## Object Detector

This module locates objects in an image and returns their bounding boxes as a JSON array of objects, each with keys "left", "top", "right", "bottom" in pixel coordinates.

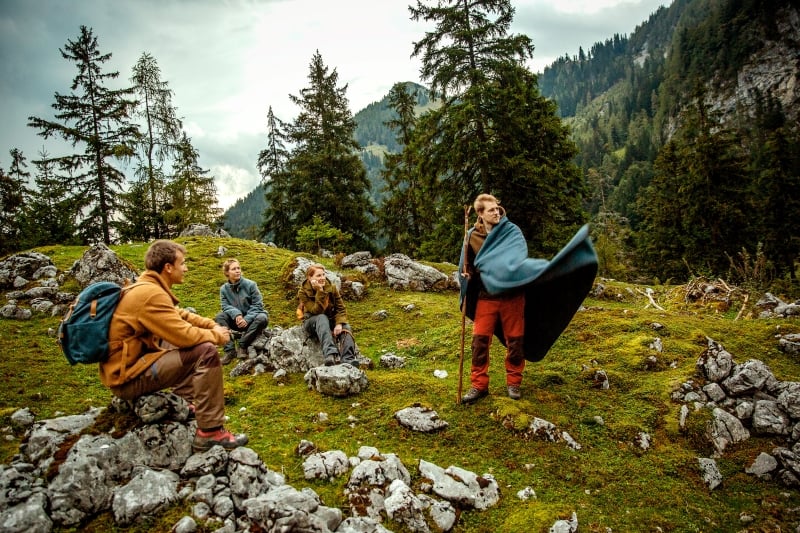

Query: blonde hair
[
  {"left": 474, "top": 193, "right": 500, "bottom": 215},
  {"left": 222, "top": 258, "right": 240, "bottom": 276}
]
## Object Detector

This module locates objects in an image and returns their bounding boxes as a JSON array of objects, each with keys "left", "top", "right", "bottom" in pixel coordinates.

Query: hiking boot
[
  {"left": 192, "top": 428, "right": 249, "bottom": 452},
  {"left": 236, "top": 346, "right": 247, "bottom": 359},
  {"left": 507, "top": 386, "right": 521, "bottom": 400},
  {"left": 461, "top": 387, "right": 488, "bottom": 404},
  {"left": 220, "top": 350, "right": 235, "bottom": 365},
  {"left": 324, "top": 355, "right": 336, "bottom": 366},
  {"left": 341, "top": 355, "right": 360, "bottom": 368}
]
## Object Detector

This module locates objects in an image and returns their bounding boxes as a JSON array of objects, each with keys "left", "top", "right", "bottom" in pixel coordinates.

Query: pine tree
[
  {"left": 265, "top": 51, "right": 374, "bottom": 251},
  {"left": 747, "top": 94, "right": 800, "bottom": 282},
  {"left": 378, "top": 83, "right": 430, "bottom": 257},
  {"left": 129, "top": 52, "right": 183, "bottom": 240},
  {"left": 163, "top": 132, "right": 221, "bottom": 234},
  {"left": 410, "top": 0, "right": 534, "bottom": 99},
  {"left": 636, "top": 101, "right": 752, "bottom": 280},
  {"left": 0, "top": 149, "right": 30, "bottom": 254},
  {"left": 257, "top": 106, "right": 289, "bottom": 186},
  {"left": 409, "top": 0, "right": 534, "bottom": 193},
  {"left": 258, "top": 107, "right": 291, "bottom": 242},
  {"left": 408, "top": 2, "right": 586, "bottom": 258},
  {"left": 27, "top": 26, "right": 138, "bottom": 244},
  {"left": 23, "top": 149, "right": 81, "bottom": 247}
]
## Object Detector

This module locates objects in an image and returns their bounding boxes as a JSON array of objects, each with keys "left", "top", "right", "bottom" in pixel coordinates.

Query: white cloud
[
  {"left": 0, "top": 0, "right": 668, "bottom": 210},
  {"left": 213, "top": 164, "right": 261, "bottom": 211}
]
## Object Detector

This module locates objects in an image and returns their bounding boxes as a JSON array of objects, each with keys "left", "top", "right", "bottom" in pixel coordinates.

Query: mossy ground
[{"left": 1, "top": 237, "right": 799, "bottom": 532}]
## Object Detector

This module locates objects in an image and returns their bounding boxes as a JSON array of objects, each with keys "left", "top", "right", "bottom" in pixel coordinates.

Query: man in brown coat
[{"left": 104, "top": 240, "right": 248, "bottom": 452}]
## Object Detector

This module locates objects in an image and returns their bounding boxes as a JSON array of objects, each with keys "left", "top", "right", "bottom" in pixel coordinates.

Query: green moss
[{"left": 1, "top": 239, "right": 799, "bottom": 531}]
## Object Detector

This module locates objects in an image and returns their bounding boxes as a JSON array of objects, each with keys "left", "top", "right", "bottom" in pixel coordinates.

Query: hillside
[
  {"left": 539, "top": 0, "right": 800, "bottom": 215},
  {"left": 222, "top": 83, "right": 436, "bottom": 239},
  {"left": 1, "top": 237, "right": 800, "bottom": 531},
  {"left": 224, "top": 0, "right": 800, "bottom": 280}
]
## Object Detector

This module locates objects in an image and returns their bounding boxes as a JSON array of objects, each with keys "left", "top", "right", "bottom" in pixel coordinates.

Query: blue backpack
[{"left": 58, "top": 281, "right": 140, "bottom": 365}]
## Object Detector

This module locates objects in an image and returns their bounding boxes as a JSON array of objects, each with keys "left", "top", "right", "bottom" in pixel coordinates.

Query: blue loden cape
[{"left": 458, "top": 219, "right": 598, "bottom": 362}]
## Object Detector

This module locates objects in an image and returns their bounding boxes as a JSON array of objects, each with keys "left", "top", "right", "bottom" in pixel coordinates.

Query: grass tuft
[{"left": 1, "top": 239, "right": 799, "bottom": 531}]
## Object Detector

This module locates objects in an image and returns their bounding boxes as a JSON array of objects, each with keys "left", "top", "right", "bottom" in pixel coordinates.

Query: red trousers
[{"left": 470, "top": 292, "right": 526, "bottom": 390}]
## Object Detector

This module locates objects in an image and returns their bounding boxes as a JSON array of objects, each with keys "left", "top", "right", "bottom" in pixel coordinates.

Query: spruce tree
[
  {"left": 636, "top": 101, "right": 751, "bottom": 280},
  {"left": 129, "top": 52, "right": 183, "bottom": 240},
  {"left": 23, "top": 149, "right": 81, "bottom": 247},
  {"left": 257, "top": 106, "right": 289, "bottom": 186},
  {"left": 747, "top": 95, "right": 800, "bottom": 282},
  {"left": 265, "top": 51, "right": 374, "bottom": 251},
  {"left": 0, "top": 149, "right": 29, "bottom": 254},
  {"left": 410, "top": 0, "right": 534, "bottom": 193},
  {"left": 163, "top": 133, "right": 221, "bottom": 234},
  {"left": 258, "top": 107, "right": 291, "bottom": 242},
  {"left": 408, "top": 1, "right": 586, "bottom": 258},
  {"left": 378, "top": 83, "right": 430, "bottom": 257},
  {"left": 27, "top": 26, "right": 138, "bottom": 244}
]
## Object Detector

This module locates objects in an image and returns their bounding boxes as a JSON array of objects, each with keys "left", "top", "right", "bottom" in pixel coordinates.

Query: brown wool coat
[
  {"left": 100, "top": 270, "right": 226, "bottom": 388},
  {"left": 297, "top": 279, "right": 348, "bottom": 325}
]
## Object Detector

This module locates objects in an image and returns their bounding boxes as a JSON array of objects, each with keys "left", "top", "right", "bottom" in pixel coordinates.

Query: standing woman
[{"left": 298, "top": 264, "right": 358, "bottom": 367}]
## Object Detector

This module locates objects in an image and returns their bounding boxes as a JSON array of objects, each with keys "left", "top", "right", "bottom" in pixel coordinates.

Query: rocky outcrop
[
  {"left": 178, "top": 223, "right": 230, "bottom": 238},
  {"left": 674, "top": 337, "right": 800, "bottom": 489},
  {"left": 66, "top": 243, "right": 139, "bottom": 289},
  {"left": 707, "top": 5, "right": 800, "bottom": 125},
  {"left": 0, "top": 393, "right": 500, "bottom": 532}
]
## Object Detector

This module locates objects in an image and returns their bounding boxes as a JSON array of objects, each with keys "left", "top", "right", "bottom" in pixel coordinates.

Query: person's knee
[
  {"left": 305, "top": 314, "right": 327, "bottom": 331},
  {"left": 195, "top": 342, "right": 221, "bottom": 368},
  {"left": 180, "top": 342, "right": 217, "bottom": 366},
  {"left": 471, "top": 335, "right": 491, "bottom": 366},
  {"left": 214, "top": 311, "right": 228, "bottom": 327},
  {"left": 506, "top": 336, "right": 525, "bottom": 366},
  {"left": 253, "top": 313, "right": 268, "bottom": 328}
]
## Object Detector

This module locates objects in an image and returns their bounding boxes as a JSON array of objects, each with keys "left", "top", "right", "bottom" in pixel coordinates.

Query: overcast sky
[{"left": 0, "top": 0, "right": 667, "bottom": 210}]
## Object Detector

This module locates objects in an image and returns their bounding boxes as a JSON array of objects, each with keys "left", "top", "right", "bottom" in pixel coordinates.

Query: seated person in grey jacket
[{"left": 215, "top": 259, "right": 268, "bottom": 363}]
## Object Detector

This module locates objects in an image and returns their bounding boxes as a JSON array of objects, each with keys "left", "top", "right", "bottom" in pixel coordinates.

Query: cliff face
[{"left": 708, "top": 5, "right": 800, "bottom": 123}]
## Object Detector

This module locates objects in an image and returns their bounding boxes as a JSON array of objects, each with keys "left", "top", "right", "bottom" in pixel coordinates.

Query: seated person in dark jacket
[
  {"left": 215, "top": 259, "right": 268, "bottom": 364},
  {"left": 297, "top": 263, "right": 358, "bottom": 367}
]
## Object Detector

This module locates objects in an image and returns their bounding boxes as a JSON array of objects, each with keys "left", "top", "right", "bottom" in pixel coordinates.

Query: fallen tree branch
[
  {"left": 636, "top": 287, "right": 666, "bottom": 311},
  {"left": 734, "top": 293, "right": 749, "bottom": 321}
]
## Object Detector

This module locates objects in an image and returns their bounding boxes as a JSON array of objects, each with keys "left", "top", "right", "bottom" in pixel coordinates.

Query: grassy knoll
[{"left": 1, "top": 236, "right": 799, "bottom": 532}]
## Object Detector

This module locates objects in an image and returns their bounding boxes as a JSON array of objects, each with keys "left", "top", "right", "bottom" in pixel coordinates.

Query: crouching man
[{"left": 103, "top": 240, "right": 248, "bottom": 452}]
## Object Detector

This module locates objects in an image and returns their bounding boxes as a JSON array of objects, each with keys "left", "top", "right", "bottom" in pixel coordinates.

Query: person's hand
[
  {"left": 235, "top": 315, "right": 247, "bottom": 328},
  {"left": 333, "top": 323, "right": 343, "bottom": 337},
  {"left": 314, "top": 279, "right": 326, "bottom": 291},
  {"left": 214, "top": 325, "right": 231, "bottom": 344}
]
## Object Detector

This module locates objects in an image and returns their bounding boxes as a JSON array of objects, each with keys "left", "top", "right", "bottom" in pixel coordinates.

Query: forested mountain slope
[
  {"left": 538, "top": 0, "right": 799, "bottom": 283},
  {"left": 224, "top": 0, "right": 799, "bottom": 290},
  {"left": 223, "top": 82, "right": 435, "bottom": 237}
]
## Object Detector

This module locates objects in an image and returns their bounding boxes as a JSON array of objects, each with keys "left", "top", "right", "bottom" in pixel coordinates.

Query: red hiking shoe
[{"left": 193, "top": 428, "right": 249, "bottom": 452}]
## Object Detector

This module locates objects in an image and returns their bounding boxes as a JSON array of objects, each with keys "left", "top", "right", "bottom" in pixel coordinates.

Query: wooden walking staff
[{"left": 457, "top": 205, "right": 472, "bottom": 405}]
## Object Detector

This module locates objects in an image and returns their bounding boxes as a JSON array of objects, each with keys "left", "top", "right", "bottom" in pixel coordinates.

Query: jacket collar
[{"left": 140, "top": 270, "right": 180, "bottom": 305}]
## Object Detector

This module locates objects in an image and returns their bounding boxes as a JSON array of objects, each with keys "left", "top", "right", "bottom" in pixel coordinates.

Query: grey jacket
[{"left": 219, "top": 277, "right": 266, "bottom": 324}]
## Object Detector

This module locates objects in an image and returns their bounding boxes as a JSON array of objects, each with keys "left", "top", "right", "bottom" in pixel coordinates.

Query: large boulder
[
  {"left": 67, "top": 244, "right": 139, "bottom": 289},
  {"left": 383, "top": 254, "right": 450, "bottom": 291},
  {"left": 178, "top": 223, "right": 230, "bottom": 237}
]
